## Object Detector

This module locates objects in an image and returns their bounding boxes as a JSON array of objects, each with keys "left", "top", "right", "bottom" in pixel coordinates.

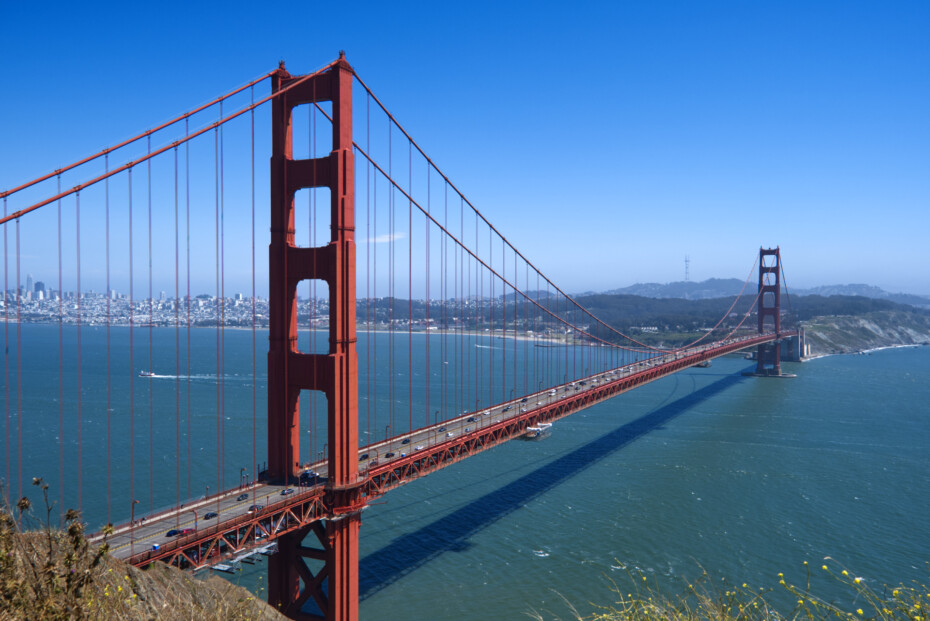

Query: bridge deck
[{"left": 93, "top": 332, "right": 788, "bottom": 570}]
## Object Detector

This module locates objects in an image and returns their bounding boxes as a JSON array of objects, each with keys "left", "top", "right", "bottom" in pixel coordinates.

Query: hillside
[
  {"left": 0, "top": 487, "right": 286, "bottom": 620},
  {"left": 802, "top": 310, "right": 930, "bottom": 356}
]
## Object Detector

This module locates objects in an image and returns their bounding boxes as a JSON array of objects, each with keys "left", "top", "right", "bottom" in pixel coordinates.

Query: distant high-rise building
[
  {"left": 159, "top": 290, "right": 166, "bottom": 301},
  {"left": 35, "top": 281, "right": 46, "bottom": 294},
  {"left": 26, "top": 274, "right": 34, "bottom": 294}
]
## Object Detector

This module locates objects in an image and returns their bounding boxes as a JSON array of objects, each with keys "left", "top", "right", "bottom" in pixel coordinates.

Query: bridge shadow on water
[{"left": 358, "top": 370, "right": 748, "bottom": 599}]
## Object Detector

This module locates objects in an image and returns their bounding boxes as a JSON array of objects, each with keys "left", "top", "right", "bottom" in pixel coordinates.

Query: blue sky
[{"left": 2, "top": 1, "right": 928, "bottom": 295}]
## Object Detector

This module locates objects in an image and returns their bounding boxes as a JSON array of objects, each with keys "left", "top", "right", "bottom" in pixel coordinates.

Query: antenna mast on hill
[{"left": 685, "top": 255, "right": 690, "bottom": 282}]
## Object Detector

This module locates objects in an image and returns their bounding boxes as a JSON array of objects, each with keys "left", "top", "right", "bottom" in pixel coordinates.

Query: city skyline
[{"left": 2, "top": 2, "right": 928, "bottom": 295}]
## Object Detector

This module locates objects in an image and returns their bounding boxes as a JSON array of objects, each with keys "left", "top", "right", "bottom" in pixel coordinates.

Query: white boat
[
  {"left": 139, "top": 370, "right": 156, "bottom": 377},
  {"left": 522, "top": 422, "right": 552, "bottom": 440}
]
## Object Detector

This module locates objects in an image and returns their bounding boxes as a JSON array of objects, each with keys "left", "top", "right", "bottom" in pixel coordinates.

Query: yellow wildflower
[
  {"left": 856, "top": 609, "right": 863, "bottom": 616},
  {"left": 842, "top": 570, "right": 849, "bottom": 576},
  {"left": 822, "top": 565, "right": 828, "bottom": 571}
]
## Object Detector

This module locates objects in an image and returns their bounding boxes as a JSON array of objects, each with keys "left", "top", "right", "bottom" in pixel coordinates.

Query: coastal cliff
[{"left": 802, "top": 310, "right": 930, "bottom": 356}]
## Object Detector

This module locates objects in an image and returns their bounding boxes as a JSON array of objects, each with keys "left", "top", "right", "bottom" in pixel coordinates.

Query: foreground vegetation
[
  {"left": 0, "top": 479, "right": 284, "bottom": 620},
  {"left": 530, "top": 563, "right": 929, "bottom": 621},
  {"left": 4, "top": 481, "right": 926, "bottom": 620}
]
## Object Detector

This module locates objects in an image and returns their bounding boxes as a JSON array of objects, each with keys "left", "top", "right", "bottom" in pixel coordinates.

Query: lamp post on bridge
[{"left": 130, "top": 499, "right": 140, "bottom": 557}]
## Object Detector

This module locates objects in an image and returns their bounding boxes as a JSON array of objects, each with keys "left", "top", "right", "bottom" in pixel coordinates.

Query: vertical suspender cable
[
  {"left": 408, "top": 142, "right": 412, "bottom": 437},
  {"left": 251, "top": 86, "right": 256, "bottom": 493},
  {"left": 75, "top": 191, "right": 83, "bottom": 513},
  {"left": 105, "top": 159, "right": 112, "bottom": 525},
  {"left": 372, "top": 107, "right": 378, "bottom": 450},
  {"left": 3, "top": 197, "right": 8, "bottom": 507},
  {"left": 365, "top": 91, "right": 371, "bottom": 447},
  {"left": 220, "top": 101, "right": 226, "bottom": 493},
  {"left": 57, "top": 176, "right": 64, "bottom": 522},
  {"left": 214, "top": 120, "right": 221, "bottom": 500},
  {"left": 174, "top": 145, "right": 180, "bottom": 522},
  {"left": 147, "top": 137, "right": 153, "bottom": 512},
  {"left": 425, "top": 165, "right": 430, "bottom": 433},
  {"left": 388, "top": 119, "right": 394, "bottom": 439},
  {"left": 15, "top": 219, "right": 21, "bottom": 504},
  {"left": 128, "top": 168, "right": 135, "bottom": 520},
  {"left": 185, "top": 119, "right": 191, "bottom": 499}
]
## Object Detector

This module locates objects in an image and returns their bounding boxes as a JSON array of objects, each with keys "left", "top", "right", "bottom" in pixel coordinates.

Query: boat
[
  {"left": 521, "top": 422, "right": 552, "bottom": 440},
  {"left": 695, "top": 360, "right": 711, "bottom": 368},
  {"left": 139, "top": 370, "right": 156, "bottom": 377}
]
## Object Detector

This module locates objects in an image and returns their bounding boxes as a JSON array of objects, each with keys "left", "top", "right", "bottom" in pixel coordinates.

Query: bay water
[{"left": 3, "top": 324, "right": 929, "bottom": 618}]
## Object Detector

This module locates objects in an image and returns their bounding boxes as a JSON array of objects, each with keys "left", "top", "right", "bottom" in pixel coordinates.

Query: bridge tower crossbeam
[{"left": 267, "top": 53, "right": 362, "bottom": 621}]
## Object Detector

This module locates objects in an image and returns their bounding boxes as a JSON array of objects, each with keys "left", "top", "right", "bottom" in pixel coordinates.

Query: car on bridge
[
  {"left": 281, "top": 488, "right": 295, "bottom": 496},
  {"left": 247, "top": 505, "right": 263, "bottom": 513},
  {"left": 166, "top": 528, "right": 194, "bottom": 537},
  {"left": 236, "top": 493, "right": 249, "bottom": 501},
  {"left": 204, "top": 512, "right": 218, "bottom": 520},
  {"left": 401, "top": 438, "right": 410, "bottom": 444}
]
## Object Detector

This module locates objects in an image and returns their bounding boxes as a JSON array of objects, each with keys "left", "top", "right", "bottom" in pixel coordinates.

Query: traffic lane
[{"left": 107, "top": 483, "right": 291, "bottom": 559}]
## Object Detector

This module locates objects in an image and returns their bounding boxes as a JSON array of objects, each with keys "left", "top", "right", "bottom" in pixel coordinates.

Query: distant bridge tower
[
  {"left": 755, "top": 247, "right": 782, "bottom": 375},
  {"left": 268, "top": 53, "right": 362, "bottom": 621}
]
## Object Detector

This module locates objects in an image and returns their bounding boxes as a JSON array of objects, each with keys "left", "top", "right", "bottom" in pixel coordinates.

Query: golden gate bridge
[{"left": 1, "top": 54, "right": 796, "bottom": 620}]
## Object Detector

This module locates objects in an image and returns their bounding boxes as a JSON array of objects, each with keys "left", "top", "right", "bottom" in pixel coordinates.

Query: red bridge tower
[
  {"left": 267, "top": 53, "right": 363, "bottom": 621},
  {"left": 755, "top": 247, "right": 782, "bottom": 375}
]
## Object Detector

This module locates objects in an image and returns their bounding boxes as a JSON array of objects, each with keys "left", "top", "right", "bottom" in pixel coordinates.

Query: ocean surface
[{"left": 3, "top": 324, "right": 929, "bottom": 618}]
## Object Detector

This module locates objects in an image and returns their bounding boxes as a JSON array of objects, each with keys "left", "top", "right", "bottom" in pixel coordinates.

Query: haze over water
[{"left": 5, "top": 325, "right": 929, "bottom": 618}]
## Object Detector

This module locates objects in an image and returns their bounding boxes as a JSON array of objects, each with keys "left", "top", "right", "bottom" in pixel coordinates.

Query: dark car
[
  {"left": 502, "top": 406, "right": 512, "bottom": 412},
  {"left": 281, "top": 488, "right": 295, "bottom": 496},
  {"left": 438, "top": 426, "right": 446, "bottom": 432},
  {"left": 236, "top": 493, "right": 248, "bottom": 502},
  {"left": 204, "top": 512, "right": 218, "bottom": 519},
  {"left": 401, "top": 438, "right": 410, "bottom": 445},
  {"left": 167, "top": 527, "right": 194, "bottom": 537},
  {"left": 467, "top": 417, "right": 476, "bottom": 422},
  {"left": 359, "top": 453, "right": 369, "bottom": 461},
  {"left": 385, "top": 452, "right": 395, "bottom": 458},
  {"left": 247, "top": 505, "right": 263, "bottom": 513},
  {"left": 300, "top": 471, "right": 327, "bottom": 486},
  {"left": 520, "top": 397, "right": 528, "bottom": 403}
]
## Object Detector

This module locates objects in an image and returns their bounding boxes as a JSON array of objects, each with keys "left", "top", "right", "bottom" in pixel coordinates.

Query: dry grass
[{"left": 0, "top": 478, "right": 285, "bottom": 620}]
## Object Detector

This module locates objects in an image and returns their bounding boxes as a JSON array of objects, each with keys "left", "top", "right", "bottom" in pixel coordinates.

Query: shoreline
[{"left": 802, "top": 342, "right": 928, "bottom": 362}]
